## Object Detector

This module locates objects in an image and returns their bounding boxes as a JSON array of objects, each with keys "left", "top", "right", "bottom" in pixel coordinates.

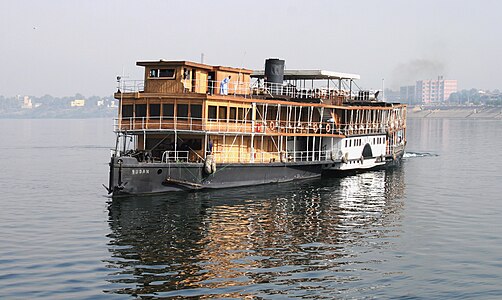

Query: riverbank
[{"left": 408, "top": 106, "right": 502, "bottom": 119}]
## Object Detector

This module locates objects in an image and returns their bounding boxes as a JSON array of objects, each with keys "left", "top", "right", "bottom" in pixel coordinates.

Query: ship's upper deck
[
  {"left": 117, "top": 59, "right": 375, "bottom": 105},
  {"left": 251, "top": 69, "right": 360, "bottom": 80}
]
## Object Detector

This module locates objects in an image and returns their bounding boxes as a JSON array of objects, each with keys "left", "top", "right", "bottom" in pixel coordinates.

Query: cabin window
[
  {"left": 189, "top": 139, "right": 202, "bottom": 150},
  {"left": 149, "top": 104, "right": 160, "bottom": 117},
  {"left": 177, "top": 104, "right": 189, "bottom": 119},
  {"left": 190, "top": 104, "right": 202, "bottom": 119},
  {"left": 149, "top": 68, "right": 176, "bottom": 79},
  {"left": 237, "top": 108, "right": 244, "bottom": 120},
  {"left": 163, "top": 103, "right": 174, "bottom": 119},
  {"left": 345, "top": 140, "right": 347, "bottom": 148},
  {"left": 246, "top": 108, "right": 252, "bottom": 120},
  {"left": 208, "top": 106, "right": 217, "bottom": 121},
  {"left": 122, "top": 104, "right": 133, "bottom": 118},
  {"left": 219, "top": 106, "right": 227, "bottom": 121},
  {"left": 349, "top": 140, "right": 352, "bottom": 147},
  {"left": 183, "top": 68, "right": 190, "bottom": 80},
  {"left": 229, "top": 107, "right": 237, "bottom": 121},
  {"left": 135, "top": 104, "right": 147, "bottom": 118}
]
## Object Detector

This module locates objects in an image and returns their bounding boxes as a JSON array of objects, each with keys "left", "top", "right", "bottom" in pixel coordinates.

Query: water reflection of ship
[{"left": 105, "top": 169, "right": 405, "bottom": 297}]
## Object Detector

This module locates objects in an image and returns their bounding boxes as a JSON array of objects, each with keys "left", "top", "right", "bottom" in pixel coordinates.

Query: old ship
[{"left": 105, "top": 58, "right": 406, "bottom": 196}]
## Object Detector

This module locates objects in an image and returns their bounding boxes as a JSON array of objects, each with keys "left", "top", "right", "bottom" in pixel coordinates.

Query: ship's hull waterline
[{"left": 108, "top": 152, "right": 404, "bottom": 196}]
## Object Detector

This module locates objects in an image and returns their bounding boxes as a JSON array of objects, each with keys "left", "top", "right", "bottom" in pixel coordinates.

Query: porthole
[{"left": 157, "top": 169, "right": 163, "bottom": 175}]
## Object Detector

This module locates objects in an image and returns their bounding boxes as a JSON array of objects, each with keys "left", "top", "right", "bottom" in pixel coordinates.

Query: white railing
[
  {"left": 188, "top": 78, "right": 350, "bottom": 101},
  {"left": 113, "top": 117, "right": 399, "bottom": 136},
  {"left": 117, "top": 80, "right": 144, "bottom": 93},
  {"left": 118, "top": 78, "right": 350, "bottom": 101},
  {"left": 159, "top": 149, "right": 334, "bottom": 164},
  {"left": 161, "top": 150, "right": 190, "bottom": 162}
]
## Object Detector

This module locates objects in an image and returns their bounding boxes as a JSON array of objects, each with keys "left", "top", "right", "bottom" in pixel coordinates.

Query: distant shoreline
[
  {"left": 408, "top": 105, "right": 502, "bottom": 119},
  {"left": 0, "top": 108, "right": 117, "bottom": 119}
]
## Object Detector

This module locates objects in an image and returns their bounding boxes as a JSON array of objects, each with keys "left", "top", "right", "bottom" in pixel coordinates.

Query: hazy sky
[{"left": 1, "top": 0, "right": 501, "bottom": 97}]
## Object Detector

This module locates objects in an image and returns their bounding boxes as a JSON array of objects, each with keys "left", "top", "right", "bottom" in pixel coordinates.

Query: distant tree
[
  {"left": 74, "top": 93, "right": 85, "bottom": 100},
  {"left": 448, "top": 92, "right": 460, "bottom": 104}
]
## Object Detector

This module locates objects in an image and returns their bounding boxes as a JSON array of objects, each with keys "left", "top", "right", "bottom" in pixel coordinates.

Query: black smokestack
[{"left": 264, "top": 58, "right": 285, "bottom": 84}]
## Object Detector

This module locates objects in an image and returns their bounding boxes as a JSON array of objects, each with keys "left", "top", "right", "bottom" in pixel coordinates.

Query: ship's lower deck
[{"left": 107, "top": 148, "right": 405, "bottom": 196}]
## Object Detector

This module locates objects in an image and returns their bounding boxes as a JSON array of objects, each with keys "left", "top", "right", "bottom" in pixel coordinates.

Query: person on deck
[{"left": 220, "top": 76, "right": 231, "bottom": 95}]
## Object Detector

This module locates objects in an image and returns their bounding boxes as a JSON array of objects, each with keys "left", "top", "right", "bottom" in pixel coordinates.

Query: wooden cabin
[{"left": 114, "top": 60, "right": 406, "bottom": 164}]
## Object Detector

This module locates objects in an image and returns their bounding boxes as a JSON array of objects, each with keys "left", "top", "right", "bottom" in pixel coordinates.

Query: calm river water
[{"left": 1, "top": 118, "right": 501, "bottom": 299}]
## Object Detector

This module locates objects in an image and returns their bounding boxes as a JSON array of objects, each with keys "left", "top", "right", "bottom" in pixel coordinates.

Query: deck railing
[
  {"left": 119, "top": 78, "right": 349, "bottom": 102},
  {"left": 114, "top": 117, "right": 398, "bottom": 136},
  {"left": 160, "top": 149, "right": 333, "bottom": 164}
]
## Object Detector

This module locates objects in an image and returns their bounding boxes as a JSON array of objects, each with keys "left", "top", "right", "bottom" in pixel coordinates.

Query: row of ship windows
[
  {"left": 122, "top": 103, "right": 203, "bottom": 119},
  {"left": 345, "top": 137, "right": 385, "bottom": 148},
  {"left": 121, "top": 103, "right": 254, "bottom": 121},
  {"left": 208, "top": 105, "right": 253, "bottom": 121}
]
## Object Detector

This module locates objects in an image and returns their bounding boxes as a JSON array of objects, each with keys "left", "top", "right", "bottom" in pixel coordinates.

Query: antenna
[{"left": 201, "top": 53, "right": 204, "bottom": 64}]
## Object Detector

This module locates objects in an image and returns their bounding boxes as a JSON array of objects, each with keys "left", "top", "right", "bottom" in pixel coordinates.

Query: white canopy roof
[{"left": 251, "top": 69, "right": 360, "bottom": 80}]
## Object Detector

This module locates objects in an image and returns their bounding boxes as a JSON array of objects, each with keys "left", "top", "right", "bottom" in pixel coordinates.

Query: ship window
[
  {"left": 177, "top": 104, "right": 189, "bottom": 119},
  {"left": 163, "top": 103, "right": 174, "bottom": 119},
  {"left": 190, "top": 104, "right": 202, "bottom": 119},
  {"left": 237, "top": 108, "right": 244, "bottom": 120},
  {"left": 149, "top": 104, "right": 160, "bottom": 117},
  {"left": 149, "top": 68, "right": 176, "bottom": 79},
  {"left": 229, "top": 107, "right": 237, "bottom": 121},
  {"left": 349, "top": 140, "right": 352, "bottom": 147},
  {"left": 183, "top": 68, "right": 190, "bottom": 80},
  {"left": 345, "top": 140, "right": 347, "bottom": 148},
  {"left": 190, "top": 139, "right": 202, "bottom": 150},
  {"left": 159, "top": 69, "right": 175, "bottom": 78},
  {"left": 122, "top": 105, "right": 133, "bottom": 118},
  {"left": 219, "top": 106, "right": 227, "bottom": 121},
  {"left": 245, "top": 108, "right": 252, "bottom": 120},
  {"left": 135, "top": 104, "right": 147, "bottom": 118},
  {"left": 208, "top": 106, "right": 217, "bottom": 121}
]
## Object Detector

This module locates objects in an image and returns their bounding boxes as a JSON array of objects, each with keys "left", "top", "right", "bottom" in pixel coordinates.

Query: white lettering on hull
[{"left": 131, "top": 169, "right": 150, "bottom": 175}]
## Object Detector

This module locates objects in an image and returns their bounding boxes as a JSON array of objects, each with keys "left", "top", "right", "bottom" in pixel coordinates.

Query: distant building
[
  {"left": 416, "top": 76, "right": 457, "bottom": 104},
  {"left": 399, "top": 86, "right": 416, "bottom": 105},
  {"left": 71, "top": 99, "right": 85, "bottom": 107},
  {"left": 21, "top": 96, "right": 33, "bottom": 109}
]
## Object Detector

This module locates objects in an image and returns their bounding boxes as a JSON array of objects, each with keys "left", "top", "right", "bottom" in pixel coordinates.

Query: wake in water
[{"left": 404, "top": 151, "right": 439, "bottom": 158}]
